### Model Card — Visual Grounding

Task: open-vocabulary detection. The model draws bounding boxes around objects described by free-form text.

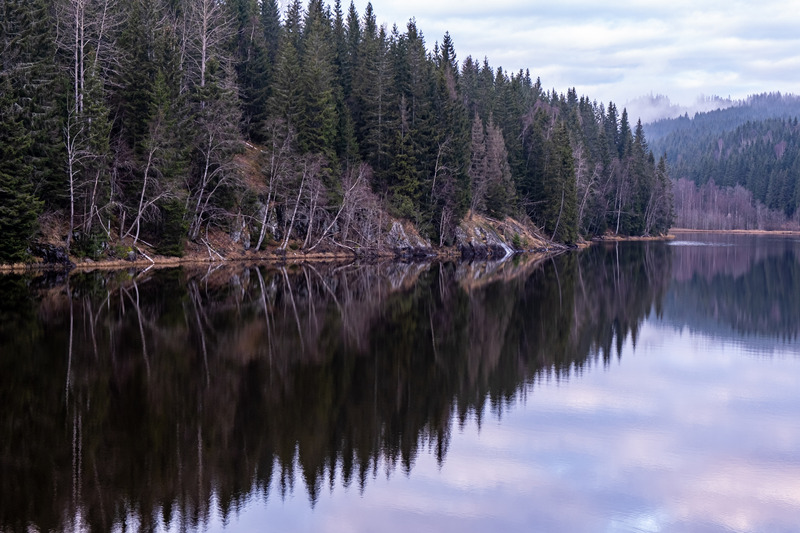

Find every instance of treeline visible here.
[672,178,794,230]
[0,0,673,263]
[659,118,800,228]
[646,92,800,143]
[646,94,800,230]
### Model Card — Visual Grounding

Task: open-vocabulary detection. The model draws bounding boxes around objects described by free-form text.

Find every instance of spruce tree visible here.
[118,0,158,152]
[542,121,577,243]
[261,0,282,58]
[231,0,272,141]
[1,0,64,210]
[0,79,42,262]
[353,14,395,189]
[269,31,303,132]
[297,1,338,161]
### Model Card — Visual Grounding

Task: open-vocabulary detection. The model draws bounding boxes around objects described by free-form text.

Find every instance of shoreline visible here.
[1,212,565,274]
[0,232,695,275]
[15,227,795,274]
[0,246,511,274]
[592,233,675,242]
[669,228,800,236]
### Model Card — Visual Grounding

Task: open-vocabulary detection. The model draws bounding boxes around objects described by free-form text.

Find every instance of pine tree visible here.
[541,121,577,242]
[426,31,470,243]
[353,11,395,188]
[230,0,271,141]
[269,32,303,132]
[0,78,42,262]
[297,0,338,161]
[118,0,159,152]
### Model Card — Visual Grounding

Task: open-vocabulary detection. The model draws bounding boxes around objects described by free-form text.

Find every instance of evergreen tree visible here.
[1,0,64,210]
[0,78,42,262]
[230,0,271,141]
[427,32,470,243]
[297,0,338,161]
[628,119,653,235]
[468,113,488,213]
[541,121,577,242]
[353,9,395,188]
[484,116,515,218]
[269,30,303,132]
[261,0,282,58]
[118,0,159,152]
[618,108,632,158]
[0,0,678,259]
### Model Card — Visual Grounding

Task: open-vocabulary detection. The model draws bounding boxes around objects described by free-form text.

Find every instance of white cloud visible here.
[354,0,800,115]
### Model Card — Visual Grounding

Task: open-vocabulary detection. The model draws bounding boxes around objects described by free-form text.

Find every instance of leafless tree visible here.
[254,120,296,250]
[121,107,178,245]
[308,163,373,251]
[184,0,234,90]
[280,154,324,250]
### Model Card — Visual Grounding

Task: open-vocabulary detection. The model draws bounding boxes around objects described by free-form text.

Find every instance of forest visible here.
[0,0,674,263]
[647,93,800,230]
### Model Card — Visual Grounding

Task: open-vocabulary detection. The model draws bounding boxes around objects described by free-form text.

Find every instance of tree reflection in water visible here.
[666,234,800,341]
[0,244,673,532]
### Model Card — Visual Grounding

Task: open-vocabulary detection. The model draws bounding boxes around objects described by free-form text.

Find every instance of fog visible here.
[623,94,735,124]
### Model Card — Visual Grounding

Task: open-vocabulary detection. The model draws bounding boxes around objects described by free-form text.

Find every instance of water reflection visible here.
[1,235,799,532]
[667,233,800,342]
[0,245,670,532]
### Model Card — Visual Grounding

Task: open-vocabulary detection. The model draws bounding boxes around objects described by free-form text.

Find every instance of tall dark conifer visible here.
[353,7,395,188]
[428,31,470,242]
[541,121,577,242]
[297,0,338,161]
[230,0,271,141]
[0,78,42,262]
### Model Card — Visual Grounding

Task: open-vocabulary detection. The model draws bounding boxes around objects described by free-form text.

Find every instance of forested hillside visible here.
[0,0,673,263]
[647,93,800,142]
[647,94,800,230]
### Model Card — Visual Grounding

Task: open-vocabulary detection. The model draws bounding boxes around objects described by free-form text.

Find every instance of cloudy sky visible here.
[354,0,800,111]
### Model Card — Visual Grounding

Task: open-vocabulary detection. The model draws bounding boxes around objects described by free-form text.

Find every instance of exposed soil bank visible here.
[0,213,567,274]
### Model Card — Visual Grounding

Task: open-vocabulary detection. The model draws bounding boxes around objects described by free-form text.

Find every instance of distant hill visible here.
[645,93,800,143]
[624,94,734,126]
[643,93,800,229]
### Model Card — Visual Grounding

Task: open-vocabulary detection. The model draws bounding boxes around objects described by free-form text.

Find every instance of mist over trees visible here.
[0,0,673,262]
[648,94,800,229]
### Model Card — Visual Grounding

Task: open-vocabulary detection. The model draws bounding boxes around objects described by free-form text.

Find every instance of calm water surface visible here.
[1,233,799,532]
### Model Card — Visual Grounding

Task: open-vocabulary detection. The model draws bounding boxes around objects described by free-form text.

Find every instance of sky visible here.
[340,0,800,118]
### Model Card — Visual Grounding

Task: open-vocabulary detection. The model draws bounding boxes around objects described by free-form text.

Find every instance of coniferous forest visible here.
[0,0,674,263]
[647,93,800,230]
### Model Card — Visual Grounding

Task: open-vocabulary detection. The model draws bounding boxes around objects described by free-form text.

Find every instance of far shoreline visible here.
[670,228,800,236]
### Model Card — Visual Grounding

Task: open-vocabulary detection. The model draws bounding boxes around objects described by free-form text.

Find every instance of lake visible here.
[1,233,799,533]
